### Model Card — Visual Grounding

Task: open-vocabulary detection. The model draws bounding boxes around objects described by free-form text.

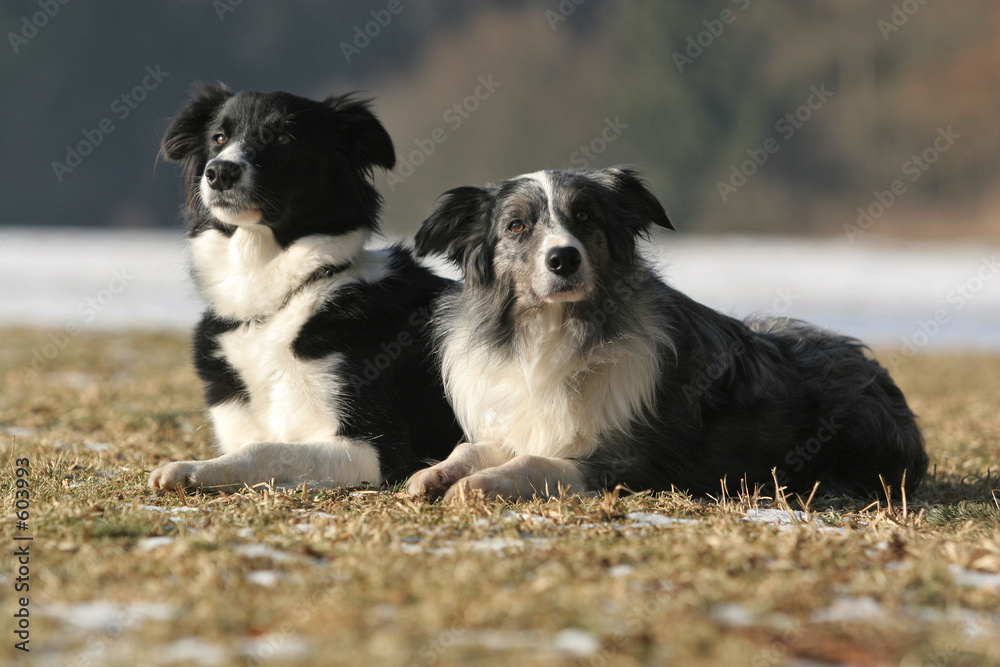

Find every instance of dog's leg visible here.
[148,440,381,493]
[442,455,589,502]
[406,441,510,499]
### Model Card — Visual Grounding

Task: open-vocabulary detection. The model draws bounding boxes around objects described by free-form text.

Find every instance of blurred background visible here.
[1,0,998,346]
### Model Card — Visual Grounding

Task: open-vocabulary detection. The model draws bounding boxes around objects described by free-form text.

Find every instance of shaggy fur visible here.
[406,168,929,501]
[149,84,461,492]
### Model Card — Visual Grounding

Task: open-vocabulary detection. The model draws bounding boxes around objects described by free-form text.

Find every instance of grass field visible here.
[2,328,999,666]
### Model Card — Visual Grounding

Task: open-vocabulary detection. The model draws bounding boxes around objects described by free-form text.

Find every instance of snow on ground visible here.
[0,227,996,349]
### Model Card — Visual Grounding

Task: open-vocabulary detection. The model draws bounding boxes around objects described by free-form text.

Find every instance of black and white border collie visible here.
[149,84,461,492]
[406,168,929,501]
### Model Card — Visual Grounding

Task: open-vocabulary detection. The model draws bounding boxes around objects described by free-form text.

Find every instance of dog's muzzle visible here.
[204,159,243,192]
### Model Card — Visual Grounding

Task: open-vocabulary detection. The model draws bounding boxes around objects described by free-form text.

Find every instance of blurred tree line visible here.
[2,0,997,236]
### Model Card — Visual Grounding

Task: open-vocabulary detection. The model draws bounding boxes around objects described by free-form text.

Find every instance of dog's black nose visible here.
[205,160,242,192]
[545,246,582,276]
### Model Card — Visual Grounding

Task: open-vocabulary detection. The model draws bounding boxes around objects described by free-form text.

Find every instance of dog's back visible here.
[577,285,927,497]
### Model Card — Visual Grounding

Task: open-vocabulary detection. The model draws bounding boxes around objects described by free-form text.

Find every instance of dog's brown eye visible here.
[213,133,227,146]
[574,209,589,223]
[508,220,526,233]
[276,133,293,145]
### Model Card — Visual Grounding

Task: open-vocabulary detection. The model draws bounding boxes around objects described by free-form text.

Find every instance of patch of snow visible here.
[468,536,528,553]
[3,228,998,349]
[138,536,175,551]
[140,505,202,521]
[744,508,810,524]
[625,512,700,527]
[234,543,295,562]
[238,634,312,662]
[247,571,284,588]
[39,600,176,633]
[552,629,601,658]
[949,564,1000,591]
[154,637,228,665]
[452,628,599,658]
[711,602,757,627]
[291,510,335,520]
[502,511,554,525]
[2,426,38,438]
[908,606,1000,638]
[743,508,845,533]
[399,535,549,556]
[811,596,884,623]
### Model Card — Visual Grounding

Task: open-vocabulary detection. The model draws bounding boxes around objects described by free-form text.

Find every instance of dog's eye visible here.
[508,220,526,234]
[276,133,293,145]
[573,209,590,223]
[212,133,227,146]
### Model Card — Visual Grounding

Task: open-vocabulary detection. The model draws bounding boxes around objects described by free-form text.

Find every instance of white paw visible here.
[442,468,519,502]
[148,461,201,493]
[407,461,474,499]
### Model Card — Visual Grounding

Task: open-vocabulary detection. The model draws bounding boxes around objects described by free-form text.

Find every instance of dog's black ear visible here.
[161,83,232,161]
[325,94,396,173]
[599,167,673,231]
[415,186,494,286]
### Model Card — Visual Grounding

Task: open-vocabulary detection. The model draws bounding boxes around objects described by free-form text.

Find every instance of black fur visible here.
[416,168,928,498]
[158,84,461,486]
[162,83,395,247]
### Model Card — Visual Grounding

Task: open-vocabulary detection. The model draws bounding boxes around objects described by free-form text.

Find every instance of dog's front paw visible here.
[407,461,473,499]
[148,461,201,493]
[442,469,518,502]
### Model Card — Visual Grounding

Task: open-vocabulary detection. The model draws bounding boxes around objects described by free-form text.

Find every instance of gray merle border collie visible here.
[148,84,461,492]
[405,168,929,501]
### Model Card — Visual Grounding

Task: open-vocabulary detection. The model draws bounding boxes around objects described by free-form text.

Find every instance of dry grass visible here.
[1,328,999,666]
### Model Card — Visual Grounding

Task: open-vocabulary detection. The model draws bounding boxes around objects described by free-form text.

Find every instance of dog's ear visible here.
[325,94,396,173]
[415,186,494,286]
[161,83,232,161]
[599,167,673,231]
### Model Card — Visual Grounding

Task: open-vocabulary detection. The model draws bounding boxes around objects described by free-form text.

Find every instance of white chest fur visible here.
[190,225,391,452]
[442,305,663,459]
[190,226,369,321]
[212,295,345,451]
